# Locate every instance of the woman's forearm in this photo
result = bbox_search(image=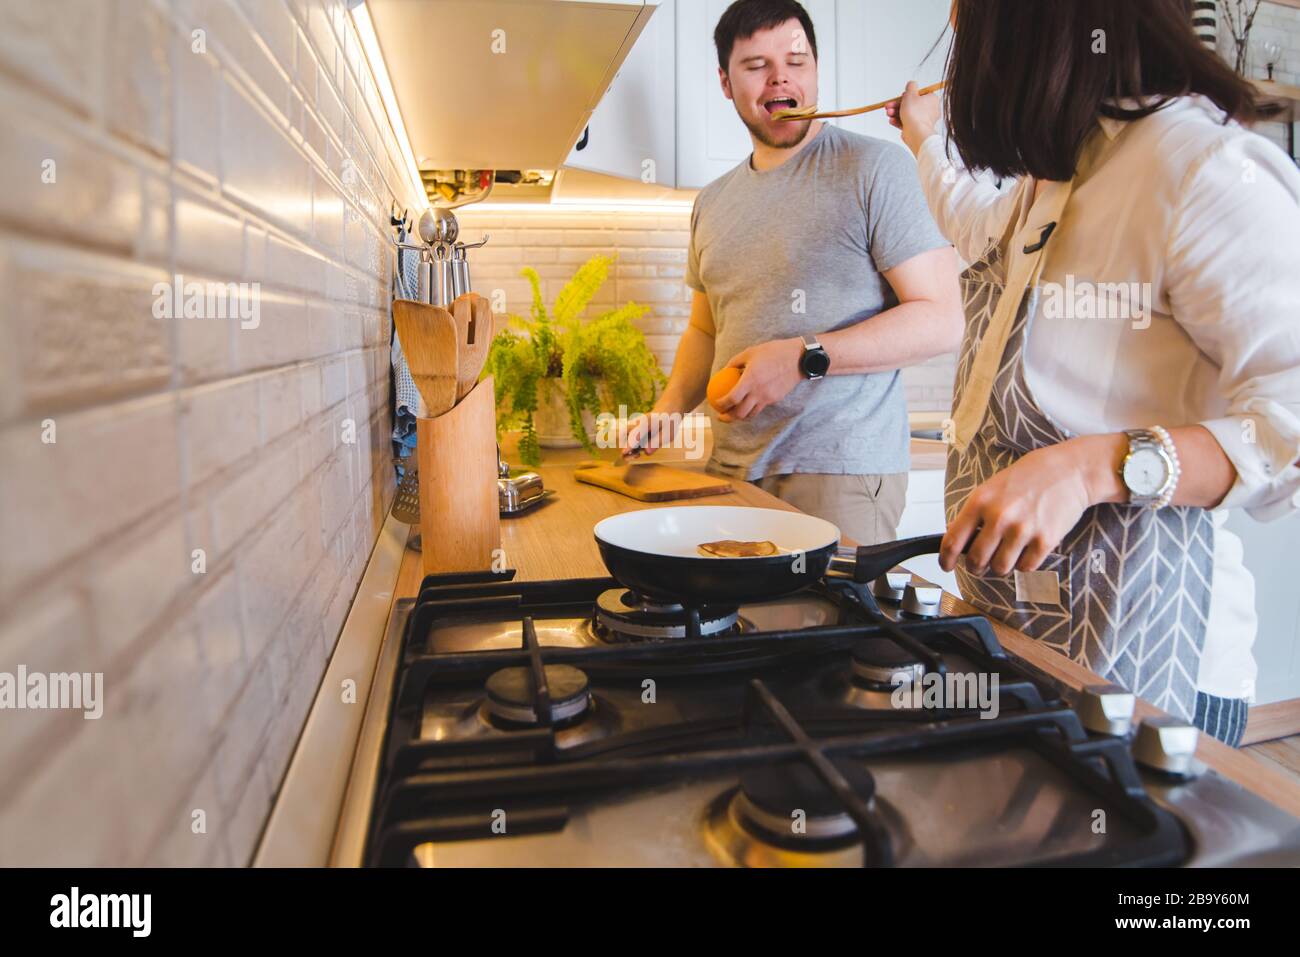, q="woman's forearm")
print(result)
[1068,426,1238,509]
